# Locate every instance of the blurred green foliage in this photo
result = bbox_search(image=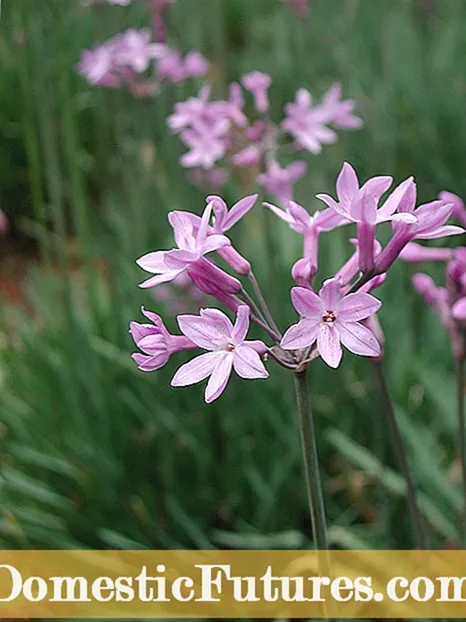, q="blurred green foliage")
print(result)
[0,0,465,556]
